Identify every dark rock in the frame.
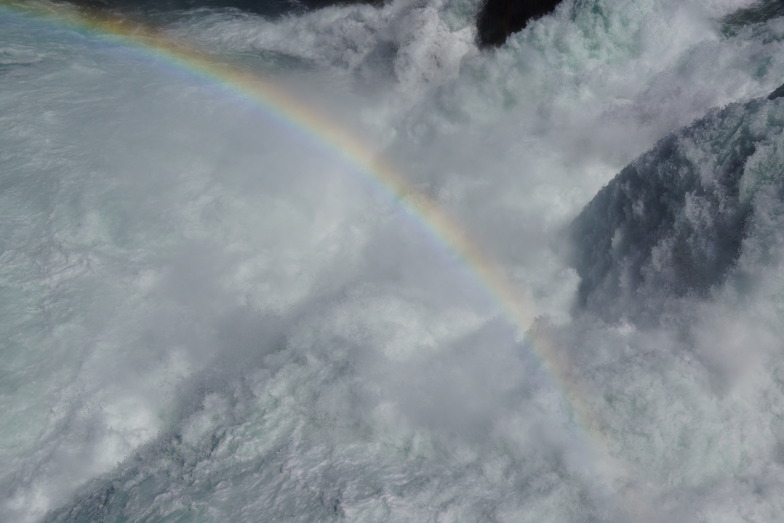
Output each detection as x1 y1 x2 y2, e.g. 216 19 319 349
768 83 784 100
476 0 563 48
568 93 784 323
721 0 784 38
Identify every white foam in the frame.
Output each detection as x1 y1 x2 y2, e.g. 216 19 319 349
3 0 784 521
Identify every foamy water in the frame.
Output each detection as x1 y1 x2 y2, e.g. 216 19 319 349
2 0 784 521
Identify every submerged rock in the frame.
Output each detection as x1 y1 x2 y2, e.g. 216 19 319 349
476 0 563 47
721 0 784 38
570 92 784 323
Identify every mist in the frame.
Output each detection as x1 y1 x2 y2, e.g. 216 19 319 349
3 0 784 521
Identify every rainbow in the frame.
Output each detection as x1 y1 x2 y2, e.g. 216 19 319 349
1 0 634 512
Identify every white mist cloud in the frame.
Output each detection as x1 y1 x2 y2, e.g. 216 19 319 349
5 0 784 522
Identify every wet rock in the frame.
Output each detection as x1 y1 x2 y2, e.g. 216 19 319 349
568 92 784 323
722 0 784 38
476 0 563 47
768 83 784 100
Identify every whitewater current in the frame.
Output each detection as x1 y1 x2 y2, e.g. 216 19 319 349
3 0 784 521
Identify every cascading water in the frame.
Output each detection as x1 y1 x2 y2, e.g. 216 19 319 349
3 0 784 521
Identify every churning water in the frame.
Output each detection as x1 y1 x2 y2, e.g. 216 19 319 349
3 0 784 520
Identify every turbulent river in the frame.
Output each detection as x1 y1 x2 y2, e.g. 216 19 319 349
3 0 784 521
